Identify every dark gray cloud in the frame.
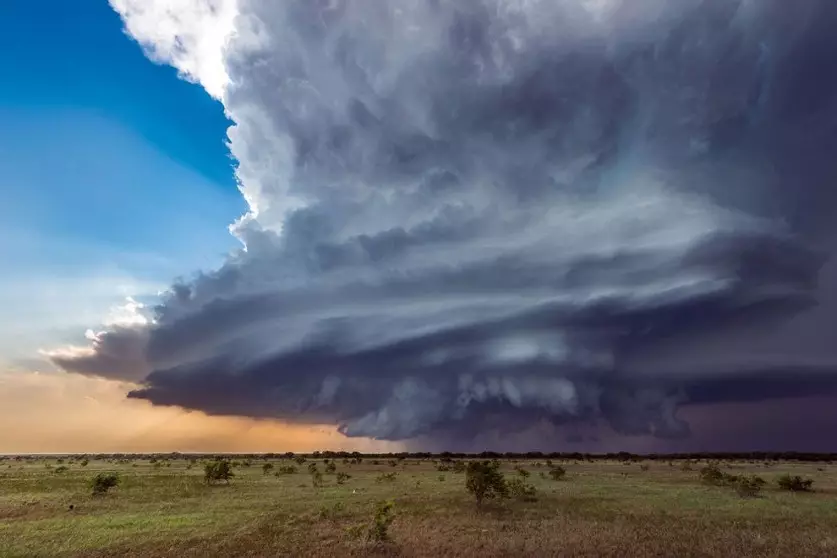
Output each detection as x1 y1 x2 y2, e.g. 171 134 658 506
54 0 837 448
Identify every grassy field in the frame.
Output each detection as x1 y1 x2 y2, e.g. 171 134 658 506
1 455 836 557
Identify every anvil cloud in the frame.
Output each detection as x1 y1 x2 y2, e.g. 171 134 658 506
53 0 837 447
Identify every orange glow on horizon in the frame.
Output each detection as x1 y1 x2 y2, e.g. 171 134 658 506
0 370 402 454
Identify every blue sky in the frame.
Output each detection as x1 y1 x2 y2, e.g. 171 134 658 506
0 1 244 363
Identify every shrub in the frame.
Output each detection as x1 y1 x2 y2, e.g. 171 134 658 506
515 467 530 478
204 460 234 485
325 461 337 474
436 464 450 472
294 456 306 465
277 465 298 475
262 463 274 475
640 464 650 472
367 500 395 543
318 501 345 520
376 472 398 483
337 472 352 485
80 459 89 467
699 464 725 485
507 478 537 502
91 472 120 496
54 465 69 474
307 462 319 474
438 474 445 482
548 466 566 481
388 460 398 468
311 470 324 488
465 460 507 506
777 474 814 492
452 461 466 473
736 475 766 498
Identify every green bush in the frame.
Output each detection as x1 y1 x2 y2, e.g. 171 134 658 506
465 460 507 506
452 461 466 473
307 462 319 474
736 475 766 498
204 460 234 485
367 500 395 543
53 465 69 474
311 470 324 488
376 472 398 483
325 461 337 474
262 463 274 475
277 465 298 475
91 472 120 496
548 466 566 481
506 478 537 502
777 474 814 492
336 472 351 485
515 466 530 478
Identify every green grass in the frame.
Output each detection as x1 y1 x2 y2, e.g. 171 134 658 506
1 457 836 557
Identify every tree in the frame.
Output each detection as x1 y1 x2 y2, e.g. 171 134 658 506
91 472 120 496
204 460 234 485
465 460 507 506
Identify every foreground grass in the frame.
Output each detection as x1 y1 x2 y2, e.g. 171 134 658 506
1 457 836 557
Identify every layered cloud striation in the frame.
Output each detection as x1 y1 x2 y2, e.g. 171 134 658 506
54 0 837 445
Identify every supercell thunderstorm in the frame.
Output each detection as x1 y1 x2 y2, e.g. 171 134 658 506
53 0 837 448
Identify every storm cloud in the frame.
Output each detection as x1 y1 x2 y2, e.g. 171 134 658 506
53 0 837 448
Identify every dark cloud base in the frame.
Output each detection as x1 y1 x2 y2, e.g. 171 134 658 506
55 0 837 450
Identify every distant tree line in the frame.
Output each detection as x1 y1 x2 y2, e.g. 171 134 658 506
3 451 836 462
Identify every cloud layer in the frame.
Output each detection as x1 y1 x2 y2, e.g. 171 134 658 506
57 0 837 447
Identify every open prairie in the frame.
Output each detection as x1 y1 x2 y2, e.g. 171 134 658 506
1 454 836 557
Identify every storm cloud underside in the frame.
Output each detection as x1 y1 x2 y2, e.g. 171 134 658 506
53 0 837 447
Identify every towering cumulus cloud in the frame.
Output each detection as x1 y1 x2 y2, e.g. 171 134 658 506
54 0 837 447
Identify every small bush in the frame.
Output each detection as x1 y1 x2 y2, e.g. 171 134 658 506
307 462 319 474
262 463 274 475
311 470 324 488
376 472 398 483
277 465 298 475
640 464 650 472
465 460 507 506
548 466 566 481
318 501 345 520
736 475 766 498
80 459 89 467
507 478 537 502
367 500 395 543
204 460 234 485
777 474 814 492
436 464 450 472
91 472 120 496
325 462 337 474
54 465 69 474
452 461 466 474
294 456 306 465
337 472 352 485
438 474 446 482
515 467 530 478
699 464 725 485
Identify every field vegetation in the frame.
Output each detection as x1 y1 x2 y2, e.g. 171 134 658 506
1 452 836 557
